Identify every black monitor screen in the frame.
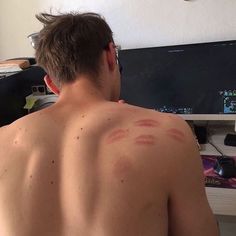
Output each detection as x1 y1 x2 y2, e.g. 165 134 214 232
119 40 236 115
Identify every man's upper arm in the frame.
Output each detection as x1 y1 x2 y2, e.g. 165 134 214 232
167 120 219 236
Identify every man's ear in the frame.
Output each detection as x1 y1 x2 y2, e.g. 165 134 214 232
44 74 60 95
105 42 117 71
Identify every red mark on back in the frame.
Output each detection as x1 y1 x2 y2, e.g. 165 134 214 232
166 128 185 143
134 134 156 145
113 157 132 177
134 119 160 128
106 129 129 144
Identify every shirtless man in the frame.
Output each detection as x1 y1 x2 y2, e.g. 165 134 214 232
0 12 219 236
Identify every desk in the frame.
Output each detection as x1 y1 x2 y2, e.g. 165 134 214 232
199 122 236 216
206 187 236 216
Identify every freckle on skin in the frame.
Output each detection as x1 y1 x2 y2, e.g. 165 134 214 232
50 181 54 185
81 128 83 131
52 160 55 164
121 179 124 183
76 136 80 140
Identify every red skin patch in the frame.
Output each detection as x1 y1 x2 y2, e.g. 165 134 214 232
134 119 160 128
166 128 185 142
134 134 156 145
113 157 132 179
106 129 129 144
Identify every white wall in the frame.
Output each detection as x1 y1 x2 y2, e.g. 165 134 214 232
0 0 236 234
1 0 236 59
0 0 42 60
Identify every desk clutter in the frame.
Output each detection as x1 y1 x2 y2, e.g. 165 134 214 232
202 155 236 189
24 93 58 113
0 59 30 68
0 59 31 79
0 65 46 126
224 133 236 146
0 59 30 71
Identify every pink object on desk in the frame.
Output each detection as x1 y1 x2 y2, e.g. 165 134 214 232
202 155 236 189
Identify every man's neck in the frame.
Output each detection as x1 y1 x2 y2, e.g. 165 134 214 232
57 77 109 108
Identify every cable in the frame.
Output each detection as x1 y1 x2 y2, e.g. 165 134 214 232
205 121 225 157
207 141 224 157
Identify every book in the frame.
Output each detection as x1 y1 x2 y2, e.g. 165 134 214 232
201 155 236 189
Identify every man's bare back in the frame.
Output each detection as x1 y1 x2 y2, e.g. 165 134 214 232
0 11 219 236
0 101 218 236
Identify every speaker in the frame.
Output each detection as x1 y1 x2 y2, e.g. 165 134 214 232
194 125 207 144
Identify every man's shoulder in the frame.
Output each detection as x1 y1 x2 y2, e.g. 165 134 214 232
0 113 33 133
159 112 192 133
131 110 198 157
0 123 15 140
0 124 15 156
108 103 194 149
0 125 9 138
0 111 46 142
111 103 158 118
0 119 22 145
118 104 190 129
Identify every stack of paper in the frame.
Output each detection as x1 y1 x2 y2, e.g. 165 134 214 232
0 59 30 74
0 65 22 73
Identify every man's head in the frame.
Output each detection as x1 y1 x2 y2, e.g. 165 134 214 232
35 12 120 93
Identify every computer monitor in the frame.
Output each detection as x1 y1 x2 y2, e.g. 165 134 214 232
119 40 236 121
